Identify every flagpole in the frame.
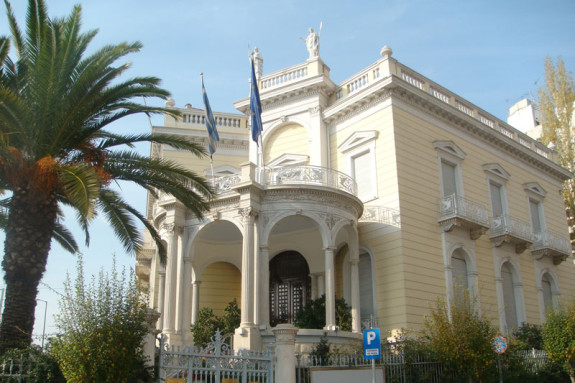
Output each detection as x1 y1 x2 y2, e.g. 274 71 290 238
201 72 219 187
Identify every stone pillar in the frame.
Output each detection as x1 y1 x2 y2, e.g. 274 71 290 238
191 281 201 325
157 268 166 330
240 207 256 327
310 273 318 300
181 257 193 344
324 246 336 330
350 258 361 332
317 273 325 297
162 223 180 332
174 229 185 334
143 309 161 369
257 245 270 328
272 324 299 383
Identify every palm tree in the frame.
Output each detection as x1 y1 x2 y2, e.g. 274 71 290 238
0 0 213 352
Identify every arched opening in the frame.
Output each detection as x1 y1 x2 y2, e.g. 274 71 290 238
541 273 554 314
359 252 375 323
501 262 518 330
451 249 469 306
269 251 310 326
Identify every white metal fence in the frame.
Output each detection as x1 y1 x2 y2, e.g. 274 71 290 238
157 330 273 383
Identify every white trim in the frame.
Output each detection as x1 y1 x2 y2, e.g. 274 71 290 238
340 131 378 202
338 130 378 153
523 182 547 198
268 153 309 167
483 163 510 181
433 140 466 160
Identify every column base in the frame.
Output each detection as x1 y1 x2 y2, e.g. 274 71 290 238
234 326 262 351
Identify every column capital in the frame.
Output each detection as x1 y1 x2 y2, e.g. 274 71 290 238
239 206 259 220
162 222 183 234
349 259 360 266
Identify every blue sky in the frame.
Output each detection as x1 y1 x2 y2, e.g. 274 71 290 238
0 0 574 340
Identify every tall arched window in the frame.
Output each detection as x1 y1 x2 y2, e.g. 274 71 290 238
358 252 375 323
501 263 518 330
542 273 554 314
451 249 468 305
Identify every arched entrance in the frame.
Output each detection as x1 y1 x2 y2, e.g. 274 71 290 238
269 251 310 326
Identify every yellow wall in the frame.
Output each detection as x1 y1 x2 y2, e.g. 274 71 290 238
265 123 309 164
199 262 241 317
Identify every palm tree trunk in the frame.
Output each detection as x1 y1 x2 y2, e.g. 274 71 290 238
0 186 57 354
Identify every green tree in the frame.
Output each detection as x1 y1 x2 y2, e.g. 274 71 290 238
51 255 152 383
0 0 212 352
422 294 497 383
543 301 575 382
538 57 575 244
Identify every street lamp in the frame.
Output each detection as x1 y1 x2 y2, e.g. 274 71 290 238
37 299 47 351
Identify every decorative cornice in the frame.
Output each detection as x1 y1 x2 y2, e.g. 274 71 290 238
391 83 570 181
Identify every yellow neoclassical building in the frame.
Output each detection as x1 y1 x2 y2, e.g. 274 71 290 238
136 43 575 351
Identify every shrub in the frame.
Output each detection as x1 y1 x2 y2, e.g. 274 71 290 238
543 301 575 382
293 295 352 331
0 346 65 383
51 255 152 383
513 323 543 350
190 299 241 348
422 293 497 383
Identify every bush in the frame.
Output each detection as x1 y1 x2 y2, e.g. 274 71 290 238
51 255 152 383
190 299 241 348
422 294 497 383
293 295 352 331
543 301 575 382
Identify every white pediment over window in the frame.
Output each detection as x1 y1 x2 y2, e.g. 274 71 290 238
268 154 309 167
204 165 240 177
523 182 547 198
483 164 510 180
338 131 378 153
433 141 466 160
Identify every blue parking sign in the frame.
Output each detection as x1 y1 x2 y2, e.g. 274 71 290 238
363 328 381 359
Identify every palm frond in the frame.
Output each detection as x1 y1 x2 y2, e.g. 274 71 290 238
57 163 100 220
52 221 78 254
98 133 206 157
97 188 142 255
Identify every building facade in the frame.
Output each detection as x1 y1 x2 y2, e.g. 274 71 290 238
136 44 575 351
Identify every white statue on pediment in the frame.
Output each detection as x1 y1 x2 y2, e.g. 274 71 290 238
300 27 319 59
252 47 263 78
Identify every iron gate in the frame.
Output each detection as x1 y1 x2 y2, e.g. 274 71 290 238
158 330 273 383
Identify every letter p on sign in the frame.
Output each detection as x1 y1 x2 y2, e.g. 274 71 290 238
363 328 381 359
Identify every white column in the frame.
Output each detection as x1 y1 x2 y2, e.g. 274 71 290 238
350 258 361 333
240 208 256 327
191 280 201 325
258 245 270 328
162 223 179 332
310 273 318 300
253 223 261 327
174 229 185 334
157 268 166 330
272 324 299 383
324 246 336 330
317 273 325 297
181 257 193 343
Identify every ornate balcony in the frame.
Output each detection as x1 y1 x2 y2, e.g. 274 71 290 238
211 174 242 195
438 194 489 239
489 214 533 253
360 206 401 228
531 230 571 264
260 165 358 197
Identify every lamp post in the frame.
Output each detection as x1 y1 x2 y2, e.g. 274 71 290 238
37 299 47 351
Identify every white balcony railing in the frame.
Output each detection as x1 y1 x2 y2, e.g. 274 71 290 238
260 165 357 197
360 206 401 227
439 194 489 227
210 174 242 195
489 214 532 243
532 230 571 255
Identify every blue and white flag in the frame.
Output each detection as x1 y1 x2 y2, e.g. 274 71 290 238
202 75 219 158
250 59 263 145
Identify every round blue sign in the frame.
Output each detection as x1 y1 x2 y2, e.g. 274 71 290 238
491 336 507 354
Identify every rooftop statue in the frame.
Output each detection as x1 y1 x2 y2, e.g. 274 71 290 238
300 27 320 59
252 47 263 78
